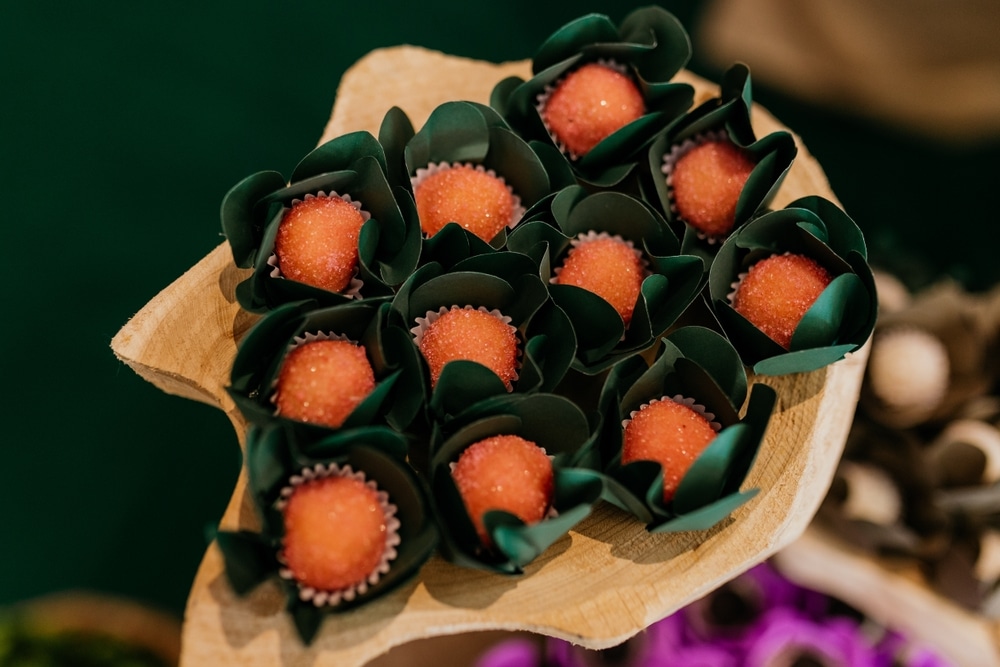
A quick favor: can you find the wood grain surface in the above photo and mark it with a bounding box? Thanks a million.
[111,45,869,667]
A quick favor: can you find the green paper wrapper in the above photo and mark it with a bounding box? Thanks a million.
[708,195,877,375]
[428,393,604,573]
[596,326,776,532]
[221,131,419,312]
[642,63,797,265]
[490,6,694,188]
[379,101,555,249]
[389,256,577,438]
[227,298,425,437]
[507,185,703,374]
[216,424,438,644]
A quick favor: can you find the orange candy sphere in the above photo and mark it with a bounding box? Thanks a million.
[414,164,517,242]
[622,398,719,503]
[732,253,833,349]
[274,339,376,428]
[281,475,388,593]
[452,435,554,546]
[274,194,366,293]
[670,139,756,238]
[417,307,519,390]
[542,63,645,157]
[553,235,646,326]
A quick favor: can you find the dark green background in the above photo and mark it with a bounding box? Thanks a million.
[2,1,996,622]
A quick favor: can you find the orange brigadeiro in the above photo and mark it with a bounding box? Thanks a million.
[732,253,833,349]
[274,339,376,428]
[552,234,646,326]
[542,62,645,157]
[670,139,756,238]
[622,398,719,503]
[417,307,519,390]
[452,434,554,546]
[281,474,391,594]
[274,194,366,293]
[414,164,518,242]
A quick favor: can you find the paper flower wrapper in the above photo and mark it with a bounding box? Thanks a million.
[428,393,605,574]
[490,6,695,188]
[507,185,703,374]
[596,326,776,532]
[708,195,877,375]
[216,424,437,644]
[642,63,798,262]
[221,131,419,312]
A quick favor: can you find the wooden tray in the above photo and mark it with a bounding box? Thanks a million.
[111,46,869,667]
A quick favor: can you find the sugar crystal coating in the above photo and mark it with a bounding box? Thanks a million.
[414,164,516,242]
[275,195,366,292]
[274,339,376,428]
[553,235,645,326]
[732,253,833,350]
[281,475,388,592]
[452,434,554,546]
[671,139,756,238]
[417,307,519,390]
[542,63,645,157]
[622,399,718,503]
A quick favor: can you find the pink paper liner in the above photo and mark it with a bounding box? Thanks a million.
[276,462,400,608]
[267,190,367,299]
[410,162,526,236]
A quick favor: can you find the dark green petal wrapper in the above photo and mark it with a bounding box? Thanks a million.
[596,327,776,532]
[428,393,604,573]
[490,6,694,188]
[389,256,576,433]
[226,298,425,437]
[507,185,703,374]
[379,101,555,249]
[216,424,438,644]
[642,64,798,265]
[708,196,877,375]
[221,131,420,312]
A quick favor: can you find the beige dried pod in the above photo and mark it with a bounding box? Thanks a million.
[863,326,950,428]
[837,460,904,526]
[872,268,912,314]
[926,418,1000,487]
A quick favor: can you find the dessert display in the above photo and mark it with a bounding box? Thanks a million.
[111,6,878,665]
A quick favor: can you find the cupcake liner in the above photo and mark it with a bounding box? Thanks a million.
[276,462,401,608]
[534,58,633,162]
[409,162,526,238]
[409,305,522,391]
[661,129,732,245]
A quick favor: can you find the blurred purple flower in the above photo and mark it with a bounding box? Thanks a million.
[743,608,878,666]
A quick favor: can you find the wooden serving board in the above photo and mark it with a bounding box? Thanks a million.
[111,46,869,667]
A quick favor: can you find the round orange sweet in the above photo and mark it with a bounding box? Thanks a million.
[553,235,646,326]
[274,339,376,428]
[622,398,719,503]
[281,475,388,593]
[414,164,516,242]
[417,307,519,390]
[732,253,833,350]
[670,139,756,238]
[274,195,366,293]
[452,434,554,546]
[542,63,645,157]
